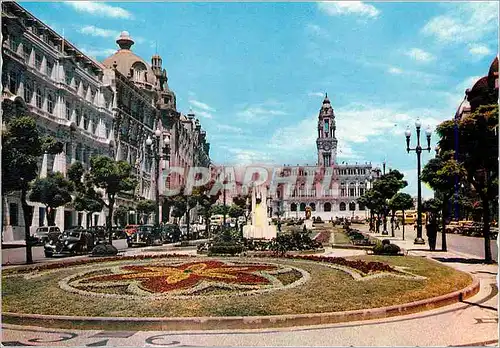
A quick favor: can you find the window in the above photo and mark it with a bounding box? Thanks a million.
[92,118,98,134]
[324,202,332,212]
[46,61,53,78]
[65,70,72,86]
[9,203,19,226]
[7,71,18,93]
[65,101,71,120]
[75,109,81,126]
[339,202,346,211]
[23,44,31,63]
[310,203,316,211]
[9,35,18,53]
[39,207,46,227]
[75,144,82,161]
[349,188,356,197]
[35,88,43,109]
[47,94,54,114]
[91,90,96,103]
[24,81,33,103]
[35,52,42,70]
[105,123,110,138]
[359,203,365,211]
[349,202,356,211]
[359,188,365,196]
[83,114,89,130]
[299,203,306,212]
[290,203,297,212]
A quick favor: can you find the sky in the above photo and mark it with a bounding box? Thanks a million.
[21,1,499,198]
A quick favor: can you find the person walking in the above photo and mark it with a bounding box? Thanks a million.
[395,218,400,230]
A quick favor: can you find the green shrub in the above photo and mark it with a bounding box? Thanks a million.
[372,242,401,255]
[208,242,243,256]
[91,243,118,256]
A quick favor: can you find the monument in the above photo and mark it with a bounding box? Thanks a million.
[243,185,277,240]
[304,206,313,230]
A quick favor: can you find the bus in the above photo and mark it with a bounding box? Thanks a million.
[395,210,426,225]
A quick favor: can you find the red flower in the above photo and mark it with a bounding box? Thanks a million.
[82,261,277,293]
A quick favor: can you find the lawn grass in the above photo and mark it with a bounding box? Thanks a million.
[2,256,471,318]
[331,227,352,245]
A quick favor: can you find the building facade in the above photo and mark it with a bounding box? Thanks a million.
[1,3,211,241]
[271,95,376,220]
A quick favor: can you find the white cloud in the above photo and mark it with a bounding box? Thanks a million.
[236,105,287,123]
[216,124,244,133]
[189,99,216,112]
[388,66,403,74]
[268,115,317,152]
[468,44,492,57]
[317,1,380,18]
[406,48,435,63]
[65,2,133,19]
[421,2,498,44]
[305,24,330,38]
[78,25,120,38]
[80,47,116,58]
[308,91,326,97]
[458,75,483,92]
[226,148,272,165]
[193,110,214,119]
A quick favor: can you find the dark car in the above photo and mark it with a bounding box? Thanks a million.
[33,226,61,245]
[111,226,127,239]
[127,225,163,247]
[161,224,182,243]
[88,226,107,240]
[44,230,99,257]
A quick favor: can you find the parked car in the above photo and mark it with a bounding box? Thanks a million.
[127,224,163,247]
[111,226,127,239]
[44,230,99,257]
[490,227,499,239]
[124,224,139,236]
[33,226,61,245]
[161,224,182,243]
[445,221,462,234]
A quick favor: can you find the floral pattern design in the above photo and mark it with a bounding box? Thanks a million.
[80,261,279,293]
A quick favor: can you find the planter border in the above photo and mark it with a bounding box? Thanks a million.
[2,276,479,331]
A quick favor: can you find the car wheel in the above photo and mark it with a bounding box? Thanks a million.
[127,243,132,248]
[44,251,53,258]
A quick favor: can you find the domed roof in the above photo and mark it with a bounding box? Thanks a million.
[488,56,498,78]
[471,76,488,92]
[102,31,156,85]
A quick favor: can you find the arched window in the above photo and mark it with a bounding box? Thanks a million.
[47,94,54,114]
[339,202,346,211]
[349,183,356,197]
[310,203,316,211]
[340,183,346,197]
[324,202,332,212]
[359,202,365,211]
[65,101,71,120]
[75,109,81,127]
[290,203,297,212]
[35,88,43,109]
[349,202,356,211]
[299,203,306,211]
[132,62,147,82]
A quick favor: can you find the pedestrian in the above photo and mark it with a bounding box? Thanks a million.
[395,219,400,230]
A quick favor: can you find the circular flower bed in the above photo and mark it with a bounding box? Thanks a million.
[59,258,310,299]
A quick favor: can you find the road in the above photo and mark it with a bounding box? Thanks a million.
[2,239,128,266]
[435,232,498,262]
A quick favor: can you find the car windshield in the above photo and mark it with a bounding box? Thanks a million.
[66,231,81,238]
[138,226,153,232]
[37,227,49,232]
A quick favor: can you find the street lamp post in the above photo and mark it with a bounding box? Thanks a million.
[146,128,170,226]
[405,119,432,245]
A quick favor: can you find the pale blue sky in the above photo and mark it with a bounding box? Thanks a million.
[22,1,499,198]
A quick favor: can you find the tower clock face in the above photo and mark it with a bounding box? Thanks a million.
[324,143,331,151]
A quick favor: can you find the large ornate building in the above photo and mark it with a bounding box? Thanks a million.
[1,2,211,241]
[271,95,376,220]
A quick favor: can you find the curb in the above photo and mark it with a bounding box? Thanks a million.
[2,276,480,331]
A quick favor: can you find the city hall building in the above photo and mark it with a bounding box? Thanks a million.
[1,2,211,241]
[271,95,377,220]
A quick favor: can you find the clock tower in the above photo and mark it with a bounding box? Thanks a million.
[316,94,338,166]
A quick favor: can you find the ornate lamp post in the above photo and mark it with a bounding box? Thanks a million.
[146,128,170,225]
[405,119,432,244]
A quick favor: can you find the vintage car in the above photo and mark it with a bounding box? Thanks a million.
[444,221,462,234]
[87,226,107,240]
[127,225,163,247]
[161,224,182,243]
[124,224,139,236]
[33,226,62,245]
[44,230,100,257]
[111,225,127,239]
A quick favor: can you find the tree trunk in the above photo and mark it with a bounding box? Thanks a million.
[391,210,395,237]
[186,207,191,240]
[441,201,447,252]
[402,209,405,240]
[481,195,492,263]
[107,196,114,245]
[21,189,33,264]
[47,207,56,226]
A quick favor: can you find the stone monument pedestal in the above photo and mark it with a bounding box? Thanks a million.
[303,219,313,230]
[243,225,277,240]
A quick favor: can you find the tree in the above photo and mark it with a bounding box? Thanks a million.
[136,199,156,224]
[421,150,466,251]
[29,172,73,226]
[86,156,137,244]
[232,193,251,223]
[196,180,222,237]
[371,170,408,234]
[388,192,414,240]
[114,205,129,226]
[436,104,498,263]
[67,161,104,229]
[2,116,62,264]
